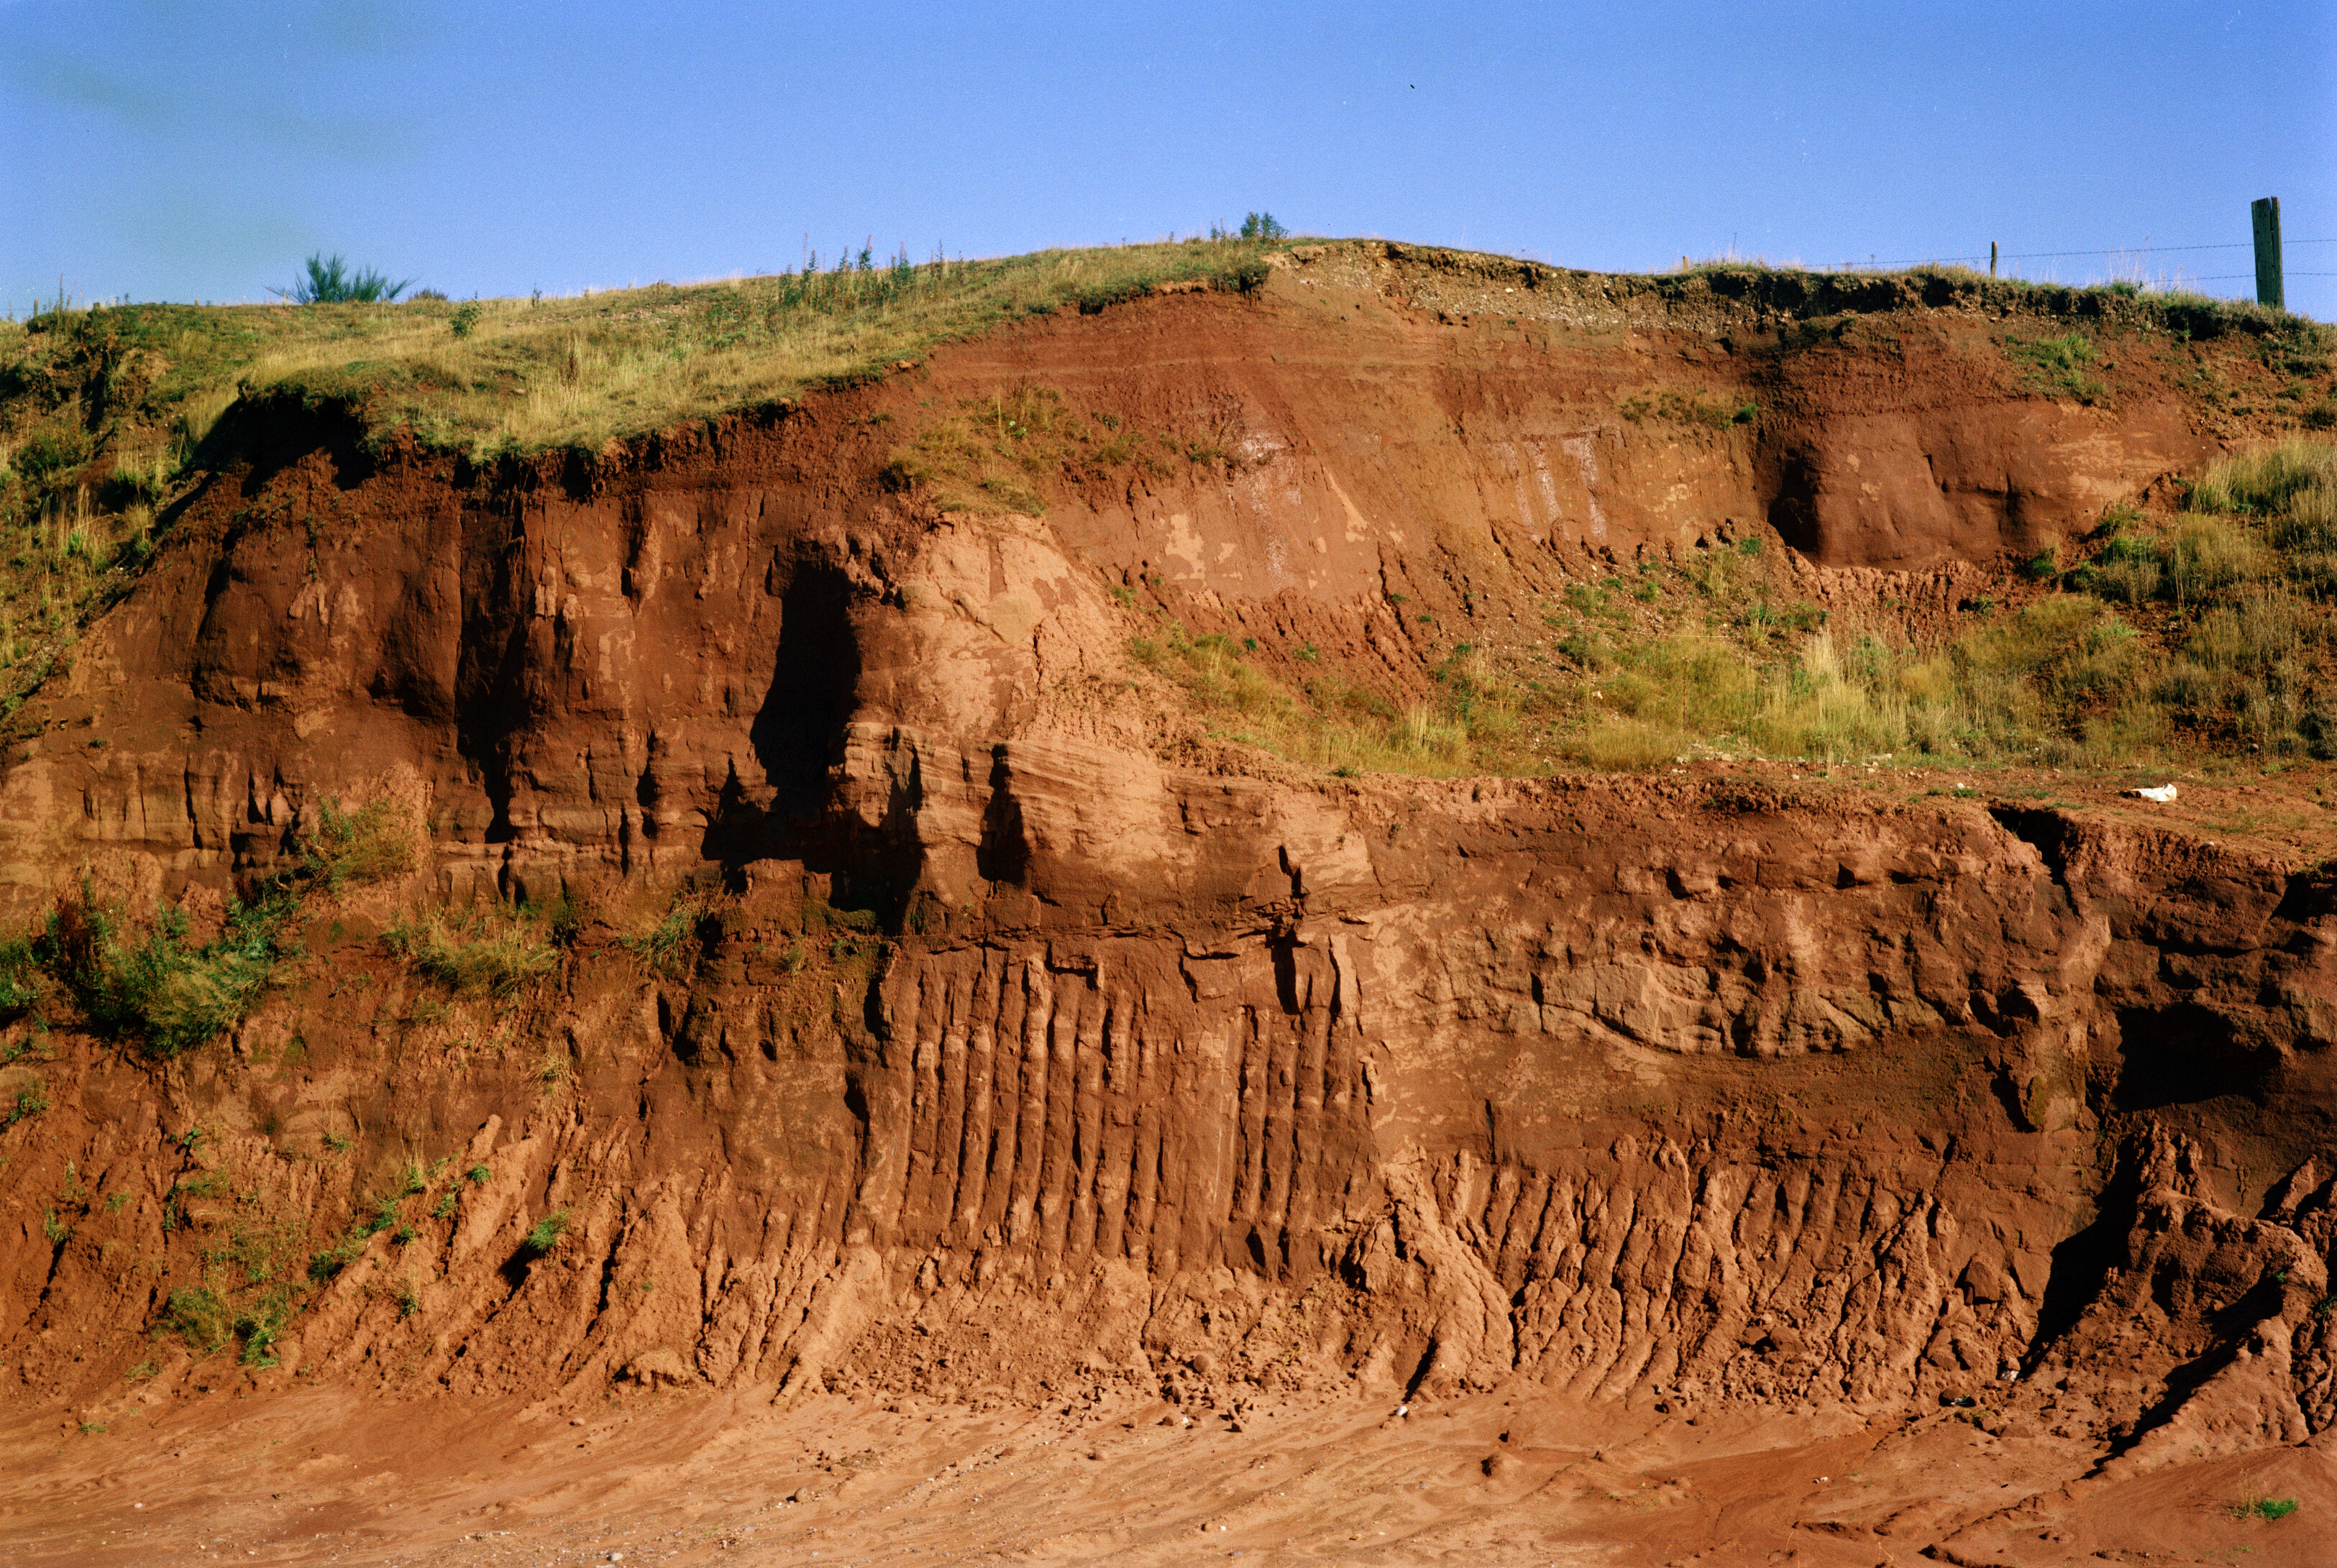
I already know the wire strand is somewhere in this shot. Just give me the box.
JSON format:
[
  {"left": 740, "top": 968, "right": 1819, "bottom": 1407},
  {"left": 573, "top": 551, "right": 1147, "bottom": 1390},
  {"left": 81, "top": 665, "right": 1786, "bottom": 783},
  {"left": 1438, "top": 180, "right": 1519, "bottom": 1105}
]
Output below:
[{"left": 1811, "top": 239, "right": 2336, "bottom": 269}]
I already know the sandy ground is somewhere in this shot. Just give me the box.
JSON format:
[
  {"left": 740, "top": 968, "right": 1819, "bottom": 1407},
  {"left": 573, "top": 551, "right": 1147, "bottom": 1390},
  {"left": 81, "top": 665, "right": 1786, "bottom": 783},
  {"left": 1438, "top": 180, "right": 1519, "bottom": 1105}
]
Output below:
[{"left": 4, "top": 1382, "right": 2331, "bottom": 1568}]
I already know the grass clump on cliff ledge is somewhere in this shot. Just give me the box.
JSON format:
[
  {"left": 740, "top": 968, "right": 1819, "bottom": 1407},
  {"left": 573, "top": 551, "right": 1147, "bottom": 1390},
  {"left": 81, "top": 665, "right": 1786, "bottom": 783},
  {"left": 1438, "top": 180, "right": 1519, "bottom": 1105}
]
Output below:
[
  {"left": 38, "top": 884, "right": 303, "bottom": 1058},
  {"left": 1134, "top": 623, "right": 1522, "bottom": 776},
  {"left": 1565, "top": 440, "right": 2337, "bottom": 770},
  {"left": 301, "top": 796, "right": 417, "bottom": 889},
  {"left": 12, "top": 795, "right": 416, "bottom": 1056},
  {"left": 1137, "top": 439, "right": 2337, "bottom": 779},
  {"left": 388, "top": 907, "right": 559, "bottom": 998}
]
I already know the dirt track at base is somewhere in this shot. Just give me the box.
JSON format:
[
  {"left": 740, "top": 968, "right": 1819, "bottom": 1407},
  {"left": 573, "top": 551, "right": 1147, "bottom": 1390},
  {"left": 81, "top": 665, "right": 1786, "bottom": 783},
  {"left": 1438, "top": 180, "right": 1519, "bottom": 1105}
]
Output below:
[{"left": 6, "top": 1380, "right": 2333, "bottom": 1567}]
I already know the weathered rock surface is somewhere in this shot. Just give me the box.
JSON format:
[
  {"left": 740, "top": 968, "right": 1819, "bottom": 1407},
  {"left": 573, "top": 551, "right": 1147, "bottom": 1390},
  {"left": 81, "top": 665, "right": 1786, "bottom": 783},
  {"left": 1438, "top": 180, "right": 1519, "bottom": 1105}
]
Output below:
[{"left": 0, "top": 258, "right": 2329, "bottom": 1524}]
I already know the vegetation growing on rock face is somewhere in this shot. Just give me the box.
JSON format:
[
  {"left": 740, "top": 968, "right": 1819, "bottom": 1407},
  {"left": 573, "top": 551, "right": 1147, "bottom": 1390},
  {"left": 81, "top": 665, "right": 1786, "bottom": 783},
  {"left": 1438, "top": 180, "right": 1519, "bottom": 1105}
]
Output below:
[
  {"left": 2231, "top": 1496, "right": 2300, "bottom": 1521},
  {"left": 2, "top": 1076, "right": 45, "bottom": 1126},
  {"left": 521, "top": 1209, "right": 570, "bottom": 1258},
  {"left": 879, "top": 383, "right": 1252, "bottom": 516},
  {"left": 38, "top": 886, "right": 303, "bottom": 1060},
  {"left": 387, "top": 909, "right": 559, "bottom": 999},
  {"left": 1135, "top": 437, "right": 2337, "bottom": 778},
  {"left": 302, "top": 797, "right": 418, "bottom": 890},
  {"left": 0, "top": 937, "right": 37, "bottom": 1018},
  {"left": 0, "top": 234, "right": 2329, "bottom": 778},
  {"left": 9, "top": 794, "right": 423, "bottom": 1058}
]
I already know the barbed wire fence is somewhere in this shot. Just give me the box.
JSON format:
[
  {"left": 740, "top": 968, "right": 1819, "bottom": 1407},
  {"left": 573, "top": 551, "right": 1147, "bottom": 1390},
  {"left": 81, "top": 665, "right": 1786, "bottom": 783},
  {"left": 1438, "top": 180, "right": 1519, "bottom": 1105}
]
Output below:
[{"left": 1796, "top": 237, "right": 2336, "bottom": 290}]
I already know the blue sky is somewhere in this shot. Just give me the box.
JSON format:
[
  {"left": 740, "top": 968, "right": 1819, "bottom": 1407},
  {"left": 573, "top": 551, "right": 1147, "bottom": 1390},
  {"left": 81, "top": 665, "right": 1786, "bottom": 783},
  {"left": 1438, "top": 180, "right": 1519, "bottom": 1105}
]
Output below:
[{"left": 5, "top": 1, "right": 2334, "bottom": 318}]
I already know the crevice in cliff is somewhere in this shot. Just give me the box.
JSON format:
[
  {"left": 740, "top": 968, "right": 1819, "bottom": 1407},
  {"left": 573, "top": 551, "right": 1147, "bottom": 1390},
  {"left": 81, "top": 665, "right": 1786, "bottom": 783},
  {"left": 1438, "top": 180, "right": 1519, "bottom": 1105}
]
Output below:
[
  {"left": 453, "top": 500, "right": 531, "bottom": 848},
  {"left": 2024, "top": 1142, "right": 2144, "bottom": 1373},
  {"left": 1987, "top": 805, "right": 2079, "bottom": 895}
]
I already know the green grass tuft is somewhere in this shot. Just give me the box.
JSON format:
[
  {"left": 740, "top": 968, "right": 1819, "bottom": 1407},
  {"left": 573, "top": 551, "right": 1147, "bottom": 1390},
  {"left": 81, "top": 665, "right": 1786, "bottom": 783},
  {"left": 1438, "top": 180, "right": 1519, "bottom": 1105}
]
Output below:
[
  {"left": 0, "top": 935, "right": 43, "bottom": 1016},
  {"left": 4, "top": 1079, "right": 48, "bottom": 1127},
  {"left": 2231, "top": 1496, "right": 2300, "bottom": 1521},
  {"left": 521, "top": 1209, "right": 570, "bottom": 1259},
  {"left": 235, "top": 1293, "right": 293, "bottom": 1367},
  {"left": 620, "top": 897, "right": 704, "bottom": 976},
  {"left": 39, "top": 883, "right": 301, "bottom": 1058},
  {"left": 2191, "top": 439, "right": 2337, "bottom": 518},
  {"left": 274, "top": 252, "right": 418, "bottom": 306},
  {"left": 303, "top": 797, "right": 416, "bottom": 889},
  {"left": 388, "top": 908, "right": 559, "bottom": 997},
  {"left": 2009, "top": 330, "right": 2108, "bottom": 403},
  {"left": 157, "top": 1285, "right": 232, "bottom": 1353}
]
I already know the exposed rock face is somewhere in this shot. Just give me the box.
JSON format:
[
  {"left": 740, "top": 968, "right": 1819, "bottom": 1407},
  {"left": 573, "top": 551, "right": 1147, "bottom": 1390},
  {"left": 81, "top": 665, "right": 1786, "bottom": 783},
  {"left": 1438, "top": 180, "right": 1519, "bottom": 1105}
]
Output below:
[
  {"left": 0, "top": 260, "right": 2329, "bottom": 1493},
  {"left": 0, "top": 247, "right": 2228, "bottom": 919}
]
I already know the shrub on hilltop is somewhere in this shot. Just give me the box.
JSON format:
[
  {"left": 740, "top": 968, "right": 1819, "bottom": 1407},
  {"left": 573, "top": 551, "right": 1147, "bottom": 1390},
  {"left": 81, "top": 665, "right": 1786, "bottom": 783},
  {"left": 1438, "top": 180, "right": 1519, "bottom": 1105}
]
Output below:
[{"left": 272, "top": 252, "right": 419, "bottom": 305}]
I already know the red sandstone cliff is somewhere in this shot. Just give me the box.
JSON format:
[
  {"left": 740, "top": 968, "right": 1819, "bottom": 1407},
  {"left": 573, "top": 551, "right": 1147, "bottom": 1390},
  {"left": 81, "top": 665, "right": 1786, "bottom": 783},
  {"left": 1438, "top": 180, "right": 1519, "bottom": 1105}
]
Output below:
[{"left": 1, "top": 249, "right": 2330, "bottom": 1526}]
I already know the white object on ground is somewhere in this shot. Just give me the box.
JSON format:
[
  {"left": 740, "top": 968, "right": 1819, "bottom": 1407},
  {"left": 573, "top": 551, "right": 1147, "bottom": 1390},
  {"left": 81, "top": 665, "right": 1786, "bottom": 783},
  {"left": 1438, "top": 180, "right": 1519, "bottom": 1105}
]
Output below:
[{"left": 2128, "top": 784, "right": 2179, "bottom": 802}]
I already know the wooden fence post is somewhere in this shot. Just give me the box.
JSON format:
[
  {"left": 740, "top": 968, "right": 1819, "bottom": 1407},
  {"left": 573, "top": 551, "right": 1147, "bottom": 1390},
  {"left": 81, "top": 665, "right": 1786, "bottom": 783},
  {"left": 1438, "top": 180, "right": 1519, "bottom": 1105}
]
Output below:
[
  {"left": 1990, "top": 242, "right": 1998, "bottom": 279},
  {"left": 2252, "top": 197, "right": 2284, "bottom": 308}
]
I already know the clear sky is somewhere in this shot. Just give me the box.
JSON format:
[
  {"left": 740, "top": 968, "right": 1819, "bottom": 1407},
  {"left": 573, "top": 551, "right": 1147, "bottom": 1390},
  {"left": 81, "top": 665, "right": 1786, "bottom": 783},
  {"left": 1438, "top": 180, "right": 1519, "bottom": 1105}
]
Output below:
[{"left": 6, "top": 0, "right": 2334, "bottom": 318}]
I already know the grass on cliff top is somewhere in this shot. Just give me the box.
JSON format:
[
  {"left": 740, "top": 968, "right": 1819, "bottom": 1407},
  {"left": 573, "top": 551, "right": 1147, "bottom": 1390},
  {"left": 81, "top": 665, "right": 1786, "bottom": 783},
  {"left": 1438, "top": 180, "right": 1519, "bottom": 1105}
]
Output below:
[
  {"left": 1141, "top": 438, "right": 2337, "bottom": 779},
  {"left": 1, "top": 236, "right": 2326, "bottom": 725},
  {"left": 0, "top": 237, "right": 1281, "bottom": 464},
  {"left": 1668, "top": 253, "right": 2320, "bottom": 336}
]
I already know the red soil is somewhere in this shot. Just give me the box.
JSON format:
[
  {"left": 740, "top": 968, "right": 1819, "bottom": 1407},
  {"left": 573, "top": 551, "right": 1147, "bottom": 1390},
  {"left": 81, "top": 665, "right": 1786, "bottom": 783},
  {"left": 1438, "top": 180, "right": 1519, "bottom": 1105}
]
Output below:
[{"left": 1, "top": 244, "right": 2332, "bottom": 1565}]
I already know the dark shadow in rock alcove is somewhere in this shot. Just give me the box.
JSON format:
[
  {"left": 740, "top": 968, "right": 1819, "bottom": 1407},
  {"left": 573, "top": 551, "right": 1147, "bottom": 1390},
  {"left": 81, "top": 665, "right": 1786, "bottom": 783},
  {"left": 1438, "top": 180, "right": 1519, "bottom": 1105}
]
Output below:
[
  {"left": 974, "top": 748, "right": 1029, "bottom": 885},
  {"left": 711, "top": 561, "right": 918, "bottom": 920},
  {"left": 1271, "top": 935, "right": 1303, "bottom": 1015},
  {"left": 749, "top": 562, "right": 862, "bottom": 810},
  {"left": 2110, "top": 1004, "right": 2274, "bottom": 1113},
  {"left": 448, "top": 506, "right": 534, "bottom": 846},
  {"left": 1763, "top": 449, "right": 1822, "bottom": 556}
]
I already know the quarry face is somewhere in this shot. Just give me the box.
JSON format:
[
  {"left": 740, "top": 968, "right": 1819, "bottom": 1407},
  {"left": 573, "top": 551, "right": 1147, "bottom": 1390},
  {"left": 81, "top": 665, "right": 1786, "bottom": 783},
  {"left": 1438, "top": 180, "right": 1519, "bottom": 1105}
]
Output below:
[{"left": 1, "top": 246, "right": 2333, "bottom": 1566}]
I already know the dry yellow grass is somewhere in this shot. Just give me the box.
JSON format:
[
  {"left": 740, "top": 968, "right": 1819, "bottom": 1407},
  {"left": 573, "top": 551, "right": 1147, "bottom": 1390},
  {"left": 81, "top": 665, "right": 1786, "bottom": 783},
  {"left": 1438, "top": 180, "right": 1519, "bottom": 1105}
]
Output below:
[
  {"left": 1138, "top": 440, "right": 2337, "bottom": 780},
  {"left": 1133, "top": 626, "right": 1509, "bottom": 776},
  {"left": 86, "top": 239, "right": 1279, "bottom": 459}
]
